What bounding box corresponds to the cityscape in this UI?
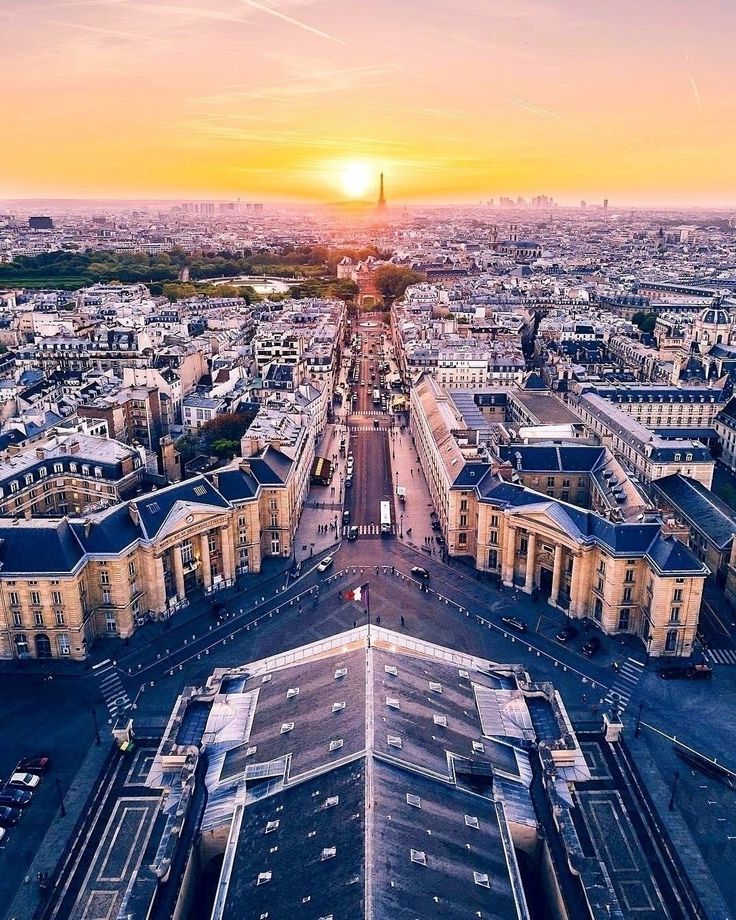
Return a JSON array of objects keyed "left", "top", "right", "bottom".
[{"left": 2, "top": 2, "right": 736, "bottom": 920}]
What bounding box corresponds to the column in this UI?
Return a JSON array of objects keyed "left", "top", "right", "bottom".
[
  {"left": 152, "top": 554, "right": 167, "bottom": 613},
  {"left": 549, "top": 544, "right": 563, "bottom": 607},
  {"left": 200, "top": 532, "right": 212, "bottom": 589},
  {"left": 220, "top": 526, "right": 235, "bottom": 582},
  {"left": 569, "top": 551, "right": 585, "bottom": 619},
  {"left": 501, "top": 524, "right": 516, "bottom": 587},
  {"left": 173, "top": 545, "right": 185, "bottom": 601},
  {"left": 524, "top": 532, "right": 537, "bottom": 593}
]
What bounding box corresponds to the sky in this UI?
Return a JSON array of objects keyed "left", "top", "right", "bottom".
[{"left": 2, "top": 0, "right": 736, "bottom": 205}]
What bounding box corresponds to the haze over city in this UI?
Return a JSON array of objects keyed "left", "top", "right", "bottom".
[{"left": 2, "top": 0, "right": 736, "bottom": 205}]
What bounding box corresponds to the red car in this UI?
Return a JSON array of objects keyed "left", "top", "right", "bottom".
[{"left": 17, "top": 756, "right": 51, "bottom": 774}]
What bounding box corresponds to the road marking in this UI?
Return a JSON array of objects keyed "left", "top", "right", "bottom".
[
  {"left": 603, "top": 657, "right": 644, "bottom": 712},
  {"left": 705, "top": 648, "right": 736, "bottom": 665},
  {"left": 92, "top": 658, "right": 111, "bottom": 671}
]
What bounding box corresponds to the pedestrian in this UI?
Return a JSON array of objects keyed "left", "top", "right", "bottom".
[
  {"left": 400, "top": 615, "right": 405, "bottom": 626},
  {"left": 375, "top": 566, "right": 379, "bottom": 575},
  {"left": 376, "top": 615, "right": 381, "bottom": 625},
  {"left": 410, "top": 469, "right": 413, "bottom": 477}
]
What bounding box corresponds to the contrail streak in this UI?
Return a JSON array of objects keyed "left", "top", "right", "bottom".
[
  {"left": 235, "top": 0, "right": 346, "bottom": 43},
  {"left": 507, "top": 96, "right": 598, "bottom": 134},
  {"left": 684, "top": 50, "right": 702, "bottom": 110}
]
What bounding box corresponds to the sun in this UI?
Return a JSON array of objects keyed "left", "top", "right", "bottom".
[{"left": 339, "top": 161, "right": 372, "bottom": 199}]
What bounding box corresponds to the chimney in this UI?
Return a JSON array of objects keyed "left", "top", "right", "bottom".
[
  {"left": 69, "top": 439, "right": 81, "bottom": 455},
  {"left": 36, "top": 447, "right": 45, "bottom": 460},
  {"left": 212, "top": 472, "right": 219, "bottom": 490},
  {"left": 239, "top": 459, "right": 251, "bottom": 476},
  {"left": 84, "top": 518, "right": 92, "bottom": 539},
  {"left": 129, "top": 502, "right": 140, "bottom": 526}
]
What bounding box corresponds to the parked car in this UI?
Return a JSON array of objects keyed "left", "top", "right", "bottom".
[
  {"left": 431, "top": 520, "right": 441, "bottom": 530},
  {"left": 501, "top": 616, "right": 527, "bottom": 632},
  {"left": 17, "top": 756, "right": 51, "bottom": 774},
  {"left": 555, "top": 624, "right": 578, "bottom": 643},
  {"left": 0, "top": 806, "right": 22, "bottom": 828},
  {"left": 317, "top": 556, "right": 334, "bottom": 573},
  {"left": 345, "top": 477, "right": 353, "bottom": 488},
  {"left": 657, "top": 663, "right": 713, "bottom": 680},
  {"left": 581, "top": 636, "right": 601, "bottom": 657},
  {"left": 0, "top": 787, "right": 32, "bottom": 809},
  {"left": 342, "top": 510, "right": 350, "bottom": 524},
  {"left": 8, "top": 772, "right": 40, "bottom": 790},
  {"left": 348, "top": 526, "right": 359, "bottom": 541},
  {"left": 411, "top": 566, "right": 430, "bottom": 580}
]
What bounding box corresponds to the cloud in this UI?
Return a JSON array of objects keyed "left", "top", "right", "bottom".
[{"left": 234, "top": 0, "right": 346, "bottom": 43}]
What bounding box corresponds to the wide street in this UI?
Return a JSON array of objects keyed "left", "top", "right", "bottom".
[{"left": 1, "top": 316, "right": 735, "bottom": 918}]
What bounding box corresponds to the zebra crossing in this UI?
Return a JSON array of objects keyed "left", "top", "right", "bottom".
[
  {"left": 342, "top": 523, "right": 396, "bottom": 536},
  {"left": 347, "top": 425, "right": 391, "bottom": 433},
  {"left": 603, "top": 656, "right": 645, "bottom": 713},
  {"left": 93, "top": 657, "right": 133, "bottom": 722},
  {"left": 351, "top": 410, "right": 388, "bottom": 416},
  {"left": 705, "top": 648, "right": 736, "bottom": 665}
]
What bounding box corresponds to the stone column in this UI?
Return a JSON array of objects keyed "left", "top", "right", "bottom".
[
  {"left": 200, "top": 532, "right": 212, "bottom": 589},
  {"left": 152, "top": 554, "right": 167, "bottom": 613},
  {"left": 549, "top": 544, "right": 563, "bottom": 607},
  {"left": 220, "top": 526, "right": 235, "bottom": 582},
  {"left": 569, "top": 552, "right": 585, "bottom": 619},
  {"left": 502, "top": 523, "right": 516, "bottom": 587},
  {"left": 173, "top": 545, "right": 185, "bottom": 601},
  {"left": 524, "top": 532, "right": 537, "bottom": 593}
]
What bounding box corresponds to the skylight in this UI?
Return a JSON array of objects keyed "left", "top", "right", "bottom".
[
  {"left": 280, "top": 722, "right": 294, "bottom": 733},
  {"left": 332, "top": 701, "right": 346, "bottom": 713},
  {"left": 334, "top": 668, "right": 347, "bottom": 679},
  {"left": 193, "top": 484, "right": 207, "bottom": 496},
  {"left": 386, "top": 697, "right": 400, "bottom": 709},
  {"left": 286, "top": 687, "right": 299, "bottom": 698},
  {"left": 387, "top": 735, "right": 402, "bottom": 748},
  {"left": 410, "top": 850, "right": 427, "bottom": 866},
  {"left": 465, "top": 815, "right": 479, "bottom": 829},
  {"left": 265, "top": 820, "right": 280, "bottom": 834},
  {"left": 406, "top": 794, "right": 422, "bottom": 808},
  {"left": 429, "top": 682, "right": 442, "bottom": 693},
  {"left": 329, "top": 739, "right": 344, "bottom": 752},
  {"left": 257, "top": 871, "right": 272, "bottom": 885},
  {"left": 321, "top": 847, "right": 336, "bottom": 861},
  {"left": 145, "top": 501, "right": 160, "bottom": 514},
  {"left": 474, "top": 872, "right": 490, "bottom": 888},
  {"left": 433, "top": 715, "right": 447, "bottom": 727}
]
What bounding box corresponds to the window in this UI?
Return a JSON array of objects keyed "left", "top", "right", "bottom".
[
  {"left": 334, "top": 668, "right": 347, "bottom": 679},
  {"left": 618, "top": 608, "right": 630, "bottom": 631},
  {"left": 472, "top": 741, "right": 485, "bottom": 753},
  {"left": 256, "top": 872, "right": 272, "bottom": 886},
  {"left": 387, "top": 735, "right": 402, "bottom": 748},
  {"left": 12, "top": 611, "right": 22, "bottom": 627},
  {"left": 105, "top": 611, "right": 117, "bottom": 633},
  {"left": 280, "top": 722, "right": 294, "bottom": 733},
  {"left": 52, "top": 591, "right": 62, "bottom": 606},
  {"left": 329, "top": 739, "right": 344, "bottom": 752},
  {"left": 490, "top": 515, "right": 499, "bottom": 527},
  {"left": 673, "top": 588, "right": 683, "bottom": 602},
  {"left": 265, "top": 820, "right": 280, "bottom": 833},
  {"left": 429, "top": 682, "right": 442, "bottom": 693},
  {"left": 410, "top": 850, "right": 427, "bottom": 866},
  {"left": 622, "top": 587, "right": 633, "bottom": 602},
  {"left": 489, "top": 530, "right": 498, "bottom": 545},
  {"left": 406, "top": 794, "right": 422, "bottom": 808},
  {"left": 458, "top": 532, "right": 467, "bottom": 546},
  {"left": 100, "top": 569, "right": 110, "bottom": 585},
  {"left": 465, "top": 815, "right": 479, "bottom": 828},
  {"left": 624, "top": 569, "right": 635, "bottom": 583},
  {"left": 286, "top": 687, "right": 299, "bottom": 699},
  {"left": 332, "top": 701, "right": 346, "bottom": 713},
  {"left": 519, "top": 536, "right": 528, "bottom": 555},
  {"left": 8, "top": 591, "right": 19, "bottom": 607},
  {"left": 474, "top": 872, "right": 490, "bottom": 888},
  {"left": 128, "top": 560, "right": 137, "bottom": 578},
  {"left": 547, "top": 476, "right": 555, "bottom": 487},
  {"left": 665, "top": 629, "right": 678, "bottom": 652},
  {"left": 386, "top": 697, "right": 400, "bottom": 709},
  {"left": 102, "top": 589, "right": 112, "bottom": 605},
  {"left": 58, "top": 634, "right": 70, "bottom": 656},
  {"left": 670, "top": 606, "right": 681, "bottom": 623},
  {"left": 433, "top": 715, "right": 447, "bottom": 727},
  {"left": 55, "top": 610, "right": 65, "bottom": 626}
]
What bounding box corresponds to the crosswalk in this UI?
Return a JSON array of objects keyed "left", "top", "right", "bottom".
[
  {"left": 351, "top": 410, "right": 388, "bottom": 416},
  {"left": 347, "top": 425, "right": 391, "bottom": 433},
  {"left": 342, "top": 523, "right": 396, "bottom": 536},
  {"left": 93, "top": 657, "right": 133, "bottom": 723},
  {"left": 603, "top": 656, "right": 645, "bottom": 713},
  {"left": 705, "top": 648, "right": 736, "bottom": 665}
]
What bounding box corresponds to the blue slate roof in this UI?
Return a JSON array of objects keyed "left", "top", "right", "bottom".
[
  {"left": 0, "top": 519, "right": 85, "bottom": 574},
  {"left": 212, "top": 468, "right": 259, "bottom": 501},
  {"left": 500, "top": 445, "right": 605, "bottom": 473},
  {"left": 71, "top": 504, "right": 142, "bottom": 554},
  {"left": 653, "top": 474, "right": 736, "bottom": 549},
  {"left": 131, "top": 476, "right": 230, "bottom": 539}
]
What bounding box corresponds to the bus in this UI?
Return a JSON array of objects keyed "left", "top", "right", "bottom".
[
  {"left": 380, "top": 500, "right": 392, "bottom": 536},
  {"left": 373, "top": 388, "right": 381, "bottom": 406}
]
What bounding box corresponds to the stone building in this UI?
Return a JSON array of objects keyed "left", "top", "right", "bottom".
[{"left": 410, "top": 374, "right": 708, "bottom": 657}]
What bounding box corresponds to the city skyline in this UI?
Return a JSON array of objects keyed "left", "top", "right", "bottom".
[{"left": 2, "top": 0, "right": 736, "bottom": 205}]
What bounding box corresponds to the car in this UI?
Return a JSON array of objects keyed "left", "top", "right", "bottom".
[
  {"left": 348, "top": 526, "right": 359, "bottom": 541},
  {"left": 501, "top": 616, "right": 527, "bottom": 632},
  {"left": 657, "top": 666, "right": 690, "bottom": 680},
  {"left": 555, "top": 624, "right": 578, "bottom": 643},
  {"left": 8, "top": 772, "right": 40, "bottom": 790},
  {"left": 317, "top": 556, "right": 334, "bottom": 573},
  {"left": 17, "top": 756, "right": 51, "bottom": 774},
  {"left": 431, "top": 520, "right": 441, "bottom": 530},
  {"left": 345, "top": 477, "right": 353, "bottom": 488},
  {"left": 0, "top": 806, "right": 22, "bottom": 828},
  {"left": 581, "top": 636, "right": 601, "bottom": 657},
  {"left": 0, "top": 787, "right": 32, "bottom": 809},
  {"left": 342, "top": 510, "right": 350, "bottom": 524},
  {"left": 411, "top": 566, "right": 430, "bottom": 580},
  {"left": 657, "top": 663, "right": 713, "bottom": 680},
  {"left": 360, "top": 380, "right": 365, "bottom": 386},
  {"left": 435, "top": 534, "right": 445, "bottom": 547}
]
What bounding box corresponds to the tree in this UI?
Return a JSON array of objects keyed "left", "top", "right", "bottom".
[
  {"left": 632, "top": 311, "right": 656, "bottom": 334},
  {"left": 373, "top": 265, "right": 424, "bottom": 305},
  {"left": 201, "top": 412, "right": 256, "bottom": 447},
  {"left": 209, "top": 438, "right": 240, "bottom": 459}
]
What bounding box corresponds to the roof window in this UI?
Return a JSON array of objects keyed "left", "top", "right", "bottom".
[
  {"left": 474, "top": 872, "right": 490, "bottom": 887},
  {"left": 334, "top": 668, "right": 347, "bottom": 679},
  {"left": 429, "top": 682, "right": 442, "bottom": 693},
  {"left": 280, "top": 722, "right": 294, "bottom": 733},
  {"left": 406, "top": 794, "right": 422, "bottom": 808},
  {"left": 245, "top": 745, "right": 257, "bottom": 757},
  {"left": 472, "top": 741, "right": 485, "bottom": 753},
  {"left": 324, "top": 796, "right": 339, "bottom": 809},
  {"left": 329, "top": 739, "right": 344, "bottom": 752},
  {"left": 458, "top": 669, "right": 470, "bottom": 679},
  {"left": 385, "top": 665, "right": 398, "bottom": 676},
  {"left": 332, "top": 701, "right": 346, "bottom": 713},
  {"left": 386, "top": 697, "right": 400, "bottom": 709},
  {"left": 256, "top": 871, "right": 272, "bottom": 885},
  {"left": 286, "top": 687, "right": 299, "bottom": 699},
  {"left": 265, "top": 820, "right": 280, "bottom": 833},
  {"left": 387, "top": 735, "right": 402, "bottom": 748},
  {"left": 433, "top": 715, "right": 447, "bottom": 727},
  {"left": 410, "top": 849, "right": 427, "bottom": 866},
  {"left": 321, "top": 847, "right": 336, "bottom": 861},
  {"left": 465, "top": 815, "right": 479, "bottom": 828}
]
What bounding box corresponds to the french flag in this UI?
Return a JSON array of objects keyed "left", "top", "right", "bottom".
[{"left": 343, "top": 583, "right": 369, "bottom": 604}]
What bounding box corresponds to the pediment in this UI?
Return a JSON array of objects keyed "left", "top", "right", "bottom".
[{"left": 154, "top": 500, "right": 229, "bottom": 542}]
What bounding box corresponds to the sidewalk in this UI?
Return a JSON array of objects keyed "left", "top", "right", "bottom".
[{"left": 388, "top": 422, "right": 439, "bottom": 555}]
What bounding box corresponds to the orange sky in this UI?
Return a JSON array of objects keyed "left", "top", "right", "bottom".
[{"left": 2, "top": 0, "right": 736, "bottom": 204}]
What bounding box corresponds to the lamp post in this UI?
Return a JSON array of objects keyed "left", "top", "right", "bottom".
[
  {"left": 668, "top": 769, "right": 681, "bottom": 811},
  {"left": 399, "top": 513, "right": 404, "bottom": 538},
  {"left": 56, "top": 777, "right": 66, "bottom": 818},
  {"left": 92, "top": 708, "right": 101, "bottom": 745},
  {"left": 635, "top": 700, "right": 644, "bottom": 738}
]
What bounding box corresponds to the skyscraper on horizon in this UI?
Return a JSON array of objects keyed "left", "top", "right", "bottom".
[{"left": 377, "top": 172, "right": 386, "bottom": 210}]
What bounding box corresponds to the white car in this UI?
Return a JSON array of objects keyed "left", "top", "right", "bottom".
[
  {"left": 8, "top": 772, "right": 40, "bottom": 790},
  {"left": 317, "top": 556, "right": 334, "bottom": 573}
]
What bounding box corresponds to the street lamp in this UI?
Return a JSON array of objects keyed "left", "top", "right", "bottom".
[
  {"left": 668, "top": 769, "right": 681, "bottom": 811},
  {"left": 56, "top": 777, "right": 66, "bottom": 817},
  {"left": 92, "top": 708, "right": 101, "bottom": 745},
  {"left": 399, "top": 513, "right": 403, "bottom": 538},
  {"left": 635, "top": 700, "right": 644, "bottom": 738}
]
